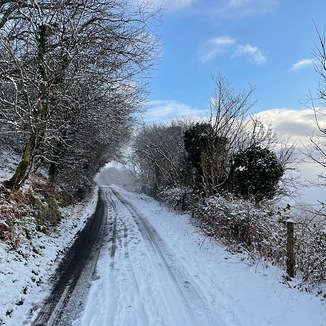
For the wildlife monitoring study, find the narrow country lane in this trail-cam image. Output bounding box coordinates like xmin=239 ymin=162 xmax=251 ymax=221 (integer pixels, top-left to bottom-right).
xmin=76 ymin=186 xmax=250 ymax=326
xmin=106 ymin=187 xmax=218 ymax=325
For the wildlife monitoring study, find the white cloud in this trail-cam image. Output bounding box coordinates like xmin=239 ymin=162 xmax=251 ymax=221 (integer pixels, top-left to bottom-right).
xmin=290 ymin=58 xmax=316 ymax=71
xmin=256 ymin=108 xmax=326 ymax=147
xmin=142 ymin=100 xmax=326 ymax=148
xmin=209 ymin=36 xmax=236 ymax=47
xmin=199 ymin=36 xmax=266 ymax=65
xmin=141 ymin=100 xmax=208 ymax=123
xmin=146 ymin=0 xmax=277 ymax=16
xmin=256 ymin=108 xmax=326 ymax=204
xmin=144 ymin=103 xmax=326 ymax=146
xmin=234 ymin=44 xmax=267 ymax=64
xmin=228 ymin=0 xmax=254 ymax=8
xmin=213 ymin=0 xmax=278 ymax=19
xmin=199 ymin=36 xmax=236 ymax=62
xmin=143 ymin=103 xmax=326 ymax=152
xmin=143 ymin=103 xmax=326 ymax=145
xmin=146 ymin=0 xmax=196 ymax=11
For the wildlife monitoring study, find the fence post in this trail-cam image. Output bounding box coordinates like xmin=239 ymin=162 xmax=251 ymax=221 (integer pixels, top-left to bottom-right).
xmin=191 ymin=191 xmax=195 ymax=219
xmin=286 ymin=219 xmax=295 ymax=278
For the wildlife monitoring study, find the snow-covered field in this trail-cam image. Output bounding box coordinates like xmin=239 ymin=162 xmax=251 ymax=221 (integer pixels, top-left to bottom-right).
xmin=1 ymin=184 xmax=326 ymax=325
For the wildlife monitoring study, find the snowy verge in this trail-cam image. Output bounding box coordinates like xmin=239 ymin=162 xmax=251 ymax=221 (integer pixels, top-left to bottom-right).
xmin=158 ymin=186 xmax=326 ymax=291
xmin=0 ymin=188 xmax=98 ymax=325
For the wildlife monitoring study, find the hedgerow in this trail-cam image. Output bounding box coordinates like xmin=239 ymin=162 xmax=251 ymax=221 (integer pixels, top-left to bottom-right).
xmin=158 ymin=187 xmax=326 ymax=293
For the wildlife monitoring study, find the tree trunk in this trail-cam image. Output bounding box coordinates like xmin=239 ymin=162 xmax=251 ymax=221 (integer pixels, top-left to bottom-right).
xmin=49 ymin=140 xmax=64 ymax=183
xmin=3 ymin=133 xmax=36 ymax=190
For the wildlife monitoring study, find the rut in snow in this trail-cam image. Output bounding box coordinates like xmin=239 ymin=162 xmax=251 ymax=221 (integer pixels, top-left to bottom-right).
xmin=109 ymin=187 xmax=219 ymax=326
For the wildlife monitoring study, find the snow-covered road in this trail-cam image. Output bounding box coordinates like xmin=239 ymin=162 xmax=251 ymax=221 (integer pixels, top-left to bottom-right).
xmin=75 ymin=186 xmax=325 ymax=326
xmin=94 ymin=187 xmax=221 ymax=325
xmin=10 ymin=185 xmax=324 ymax=325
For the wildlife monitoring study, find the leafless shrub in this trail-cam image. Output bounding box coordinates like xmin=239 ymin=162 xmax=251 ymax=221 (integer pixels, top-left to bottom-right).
xmin=158 ymin=186 xmax=326 ymax=289
xmin=0 ymin=189 xmax=21 ymax=248
xmin=294 ymin=205 xmax=326 ymax=287
xmin=194 ymin=195 xmax=286 ymax=263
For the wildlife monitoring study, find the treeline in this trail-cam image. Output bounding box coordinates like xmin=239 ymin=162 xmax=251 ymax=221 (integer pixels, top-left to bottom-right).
xmin=133 ymin=74 xmax=292 ymax=204
xmin=0 ymin=0 xmax=158 ymax=199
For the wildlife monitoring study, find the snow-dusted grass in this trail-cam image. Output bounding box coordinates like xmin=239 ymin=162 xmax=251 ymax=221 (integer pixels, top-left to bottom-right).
xmin=0 ymin=147 xmax=19 ymax=184
xmin=0 ymin=143 xmax=100 ymax=324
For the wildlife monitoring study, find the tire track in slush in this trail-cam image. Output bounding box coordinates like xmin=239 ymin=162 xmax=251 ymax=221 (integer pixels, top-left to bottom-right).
xmin=110 ymin=187 xmax=219 ymax=326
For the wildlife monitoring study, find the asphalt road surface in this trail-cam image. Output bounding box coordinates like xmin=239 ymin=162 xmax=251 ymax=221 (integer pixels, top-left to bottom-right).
xmin=32 ymin=188 xmax=107 ymax=325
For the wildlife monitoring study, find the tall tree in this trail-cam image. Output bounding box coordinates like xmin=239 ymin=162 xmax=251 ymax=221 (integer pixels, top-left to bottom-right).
xmin=192 ymin=74 xmax=288 ymax=196
xmin=199 ymin=74 xmax=256 ymax=195
xmin=133 ymin=122 xmax=188 ymax=195
xmin=307 ymin=28 xmax=326 ymax=180
xmin=0 ymin=0 xmax=158 ymax=190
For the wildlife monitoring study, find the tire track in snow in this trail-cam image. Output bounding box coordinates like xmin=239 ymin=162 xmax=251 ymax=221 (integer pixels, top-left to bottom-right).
xmin=110 ymin=187 xmax=221 ymax=326
xmin=105 ymin=193 xmax=118 ymax=259
xmin=103 ymin=189 xmax=150 ymax=325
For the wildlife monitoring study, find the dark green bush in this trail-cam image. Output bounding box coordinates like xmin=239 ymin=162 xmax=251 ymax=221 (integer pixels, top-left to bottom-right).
xmin=228 ymin=145 xmax=284 ymax=203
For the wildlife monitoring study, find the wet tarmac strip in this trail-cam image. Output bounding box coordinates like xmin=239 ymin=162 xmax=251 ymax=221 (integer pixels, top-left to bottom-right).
xmin=31 ymin=188 xmax=107 ymax=326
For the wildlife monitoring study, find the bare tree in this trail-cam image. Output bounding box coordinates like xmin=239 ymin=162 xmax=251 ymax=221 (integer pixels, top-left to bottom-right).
xmin=290 ymin=28 xmax=326 ymax=286
xmin=133 ymin=121 xmax=190 ymax=195
xmin=0 ymin=0 xmax=158 ymax=190
xmin=197 ymin=73 xmax=294 ymax=197
xmin=200 ymin=73 xmax=257 ymax=195
xmin=306 ymin=28 xmax=326 ymax=181
xmin=50 ymin=80 xmax=138 ymax=198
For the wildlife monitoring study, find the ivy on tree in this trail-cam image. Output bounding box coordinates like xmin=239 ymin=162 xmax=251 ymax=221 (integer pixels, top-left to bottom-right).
xmin=228 ymin=145 xmax=284 ymax=203
xmin=183 ymin=123 xmax=214 ymax=185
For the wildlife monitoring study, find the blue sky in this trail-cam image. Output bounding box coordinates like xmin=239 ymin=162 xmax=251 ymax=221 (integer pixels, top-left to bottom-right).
xmin=144 ymin=0 xmax=326 ymax=122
